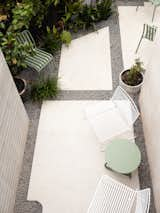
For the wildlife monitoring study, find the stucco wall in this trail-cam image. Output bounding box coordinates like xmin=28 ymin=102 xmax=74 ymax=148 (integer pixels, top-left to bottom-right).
xmin=139 ymin=52 xmax=160 ymax=212
xmin=0 ymin=50 xmax=29 ymax=213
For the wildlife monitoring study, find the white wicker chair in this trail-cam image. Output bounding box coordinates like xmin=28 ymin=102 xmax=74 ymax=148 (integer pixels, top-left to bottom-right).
xmin=85 ymin=86 xmax=139 ymax=149
xmin=135 ymin=188 xmax=151 ymax=213
xmin=87 ymin=175 xmax=150 ymax=213
xmin=111 ymin=86 xmax=140 ymax=126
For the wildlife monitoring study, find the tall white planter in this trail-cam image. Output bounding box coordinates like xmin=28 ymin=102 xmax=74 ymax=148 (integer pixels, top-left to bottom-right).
xmin=119 ymin=70 xmax=144 ymax=94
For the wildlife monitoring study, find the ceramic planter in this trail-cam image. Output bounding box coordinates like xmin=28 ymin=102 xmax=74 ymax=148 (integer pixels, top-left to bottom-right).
xmin=14 ymin=76 xmax=27 ymax=96
xmin=119 ymin=70 xmax=144 ymax=94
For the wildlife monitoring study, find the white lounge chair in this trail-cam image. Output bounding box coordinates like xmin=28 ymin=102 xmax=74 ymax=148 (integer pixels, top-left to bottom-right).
xmin=85 ymin=86 xmax=139 ymax=149
xmin=87 ymin=175 xmax=150 ymax=213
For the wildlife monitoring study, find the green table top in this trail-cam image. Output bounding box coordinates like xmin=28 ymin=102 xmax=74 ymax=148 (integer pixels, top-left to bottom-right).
xmin=105 ymin=139 xmax=141 ymax=174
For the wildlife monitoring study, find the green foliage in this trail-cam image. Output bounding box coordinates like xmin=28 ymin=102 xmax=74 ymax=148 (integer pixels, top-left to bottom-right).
xmin=62 ymin=0 xmax=84 ymax=22
xmin=124 ymin=59 xmax=144 ymax=86
xmin=79 ymin=0 xmax=112 ymax=29
xmin=60 ymin=30 xmax=72 ymax=45
xmin=0 ymin=0 xmax=16 ymax=15
xmin=53 ymin=0 xmax=60 ymax=6
xmin=0 ymin=1 xmax=35 ymax=76
xmin=30 ymin=0 xmax=55 ymax=28
xmin=10 ymin=1 xmax=34 ymax=31
xmin=42 ymin=26 xmax=61 ymax=54
xmin=31 ymin=77 xmax=59 ymax=101
xmin=78 ymin=4 xmax=98 ymax=30
xmin=0 ymin=0 xmax=113 ymax=76
xmin=62 ymin=0 xmax=112 ymax=31
xmin=43 ymin=25 xmax=71 ymax=53
xmin=0 ymin=24 xmax=34 ymax=75
xmin=96 ymin=0 xmax=112 ymax=20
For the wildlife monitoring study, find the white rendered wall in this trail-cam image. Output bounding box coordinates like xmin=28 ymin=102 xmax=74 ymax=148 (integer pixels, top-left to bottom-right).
xmin=139 ymin=47 xmax=160 ymax=212
xmin=0 ymin=50 xmax=29 ymax=213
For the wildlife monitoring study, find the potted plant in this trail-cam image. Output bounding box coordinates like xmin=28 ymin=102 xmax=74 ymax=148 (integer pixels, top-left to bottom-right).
xmin=14 ymin=76 xmax=27 ymax=96
xmin=119 ymin=58 xmax=145 ymax=94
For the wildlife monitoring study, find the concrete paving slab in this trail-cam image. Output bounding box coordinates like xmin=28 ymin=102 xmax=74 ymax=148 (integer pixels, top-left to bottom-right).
xmin=58 ymin=27 xmax=112 ymax=90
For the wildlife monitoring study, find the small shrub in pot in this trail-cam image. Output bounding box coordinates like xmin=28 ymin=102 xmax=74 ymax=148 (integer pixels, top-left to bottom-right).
xmin=119 ymin=59 xmax=145 ymax=94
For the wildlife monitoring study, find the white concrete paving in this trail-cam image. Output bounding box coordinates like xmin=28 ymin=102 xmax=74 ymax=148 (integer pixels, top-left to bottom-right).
xmin=58 ymin=27 xmax=112 ymax=90
xmin=28 ymin=101 xmax=139 ymax=213
xmin=118 ymin=2 xmax=160 ymax=70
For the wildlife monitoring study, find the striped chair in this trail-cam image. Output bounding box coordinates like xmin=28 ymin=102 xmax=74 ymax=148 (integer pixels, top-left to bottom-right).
xmin=87 ymin=175 xmax=150 ymax=213
xmin=135 ymin=24 xmax=157 ymax=53
xmin=17 ymin=30 xmax=54 ymax=73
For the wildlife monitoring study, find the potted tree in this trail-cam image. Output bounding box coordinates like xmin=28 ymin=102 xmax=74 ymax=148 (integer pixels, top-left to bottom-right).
xmin=119 ymin=59 xmax=145 ymax=94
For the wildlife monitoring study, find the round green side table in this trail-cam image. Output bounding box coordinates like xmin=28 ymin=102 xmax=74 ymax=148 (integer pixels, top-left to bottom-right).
xmin=105 ymin=139 xmax=141 ymax=174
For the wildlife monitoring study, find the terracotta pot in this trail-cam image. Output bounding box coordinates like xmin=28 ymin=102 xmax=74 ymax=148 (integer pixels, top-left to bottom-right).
xmin=119 ymin=70 xmax=144 ymax=94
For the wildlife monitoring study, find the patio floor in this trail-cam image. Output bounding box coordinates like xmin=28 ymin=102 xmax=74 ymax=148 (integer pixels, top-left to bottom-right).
xmin=14 ymin=1 xmax=156 ymax=213
xmin=27 ymin=101 xmax=139 ymax=213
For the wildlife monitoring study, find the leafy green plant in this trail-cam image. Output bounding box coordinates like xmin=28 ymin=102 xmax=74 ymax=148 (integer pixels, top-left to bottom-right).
xmin=122 ymin=59 xmax=144 ymax=86
xmin=10 ymin=1 xmax=34 ymax=31
xmin=0 ymin=0 xmax=113 ymax=76
xmin=0 ymin=24 xmax=34 ymax=75
xmin=78 ymin=4 xmax=98 ymax=30
xmin=43 ymin=25 xmax=72 ymax=53
xmin=42 ymin=26 xmax=61 ymax=54
xmin=60 ymin=30 xmax=72 ymax=45
xmin=0 ymin=1 xmax=35 ymax=75
xmin=0 ymin=0 xmax=16 ymax=15
xmin=31 ymin=77 xmax=59 ymax=101
xmin=62 ymin=0 xmax=84 ymax=22
xmin=31 ymin=0 xmax=56 ymax=28
xmin=63 ymin=0 xmax=112 ymax=31
xmin=96 ymin=0 xmax=112 ymax=20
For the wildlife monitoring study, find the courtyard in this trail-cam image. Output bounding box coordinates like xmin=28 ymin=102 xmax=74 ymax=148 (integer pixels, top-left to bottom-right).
xmin=0 ymin=0 xmax=159 ymax=213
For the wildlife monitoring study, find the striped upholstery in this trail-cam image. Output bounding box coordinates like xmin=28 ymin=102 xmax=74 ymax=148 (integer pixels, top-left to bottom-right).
xmin=17 ymin=30 xmax=53 ymax=72
xmin=142 ymin=24 xmax=157 ymax=41
xmin=24 ymin=48 xmax=53 ymax=71
xmin=87 ymin=175 xmax=137 ymax=213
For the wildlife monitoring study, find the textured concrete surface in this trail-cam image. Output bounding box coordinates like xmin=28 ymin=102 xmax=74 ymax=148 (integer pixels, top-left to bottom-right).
xmin=27 ymin=101 xmax=139 ymax=213
xmin=59 ymin=27 xmax=112 ymax=90
xmin=14 ymin=1 xmax=156 ymax=213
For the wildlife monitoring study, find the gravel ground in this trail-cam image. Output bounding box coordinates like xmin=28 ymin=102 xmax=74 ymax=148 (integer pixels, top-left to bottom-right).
xmin=14 ymin=1 xmax=156 ymax=212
